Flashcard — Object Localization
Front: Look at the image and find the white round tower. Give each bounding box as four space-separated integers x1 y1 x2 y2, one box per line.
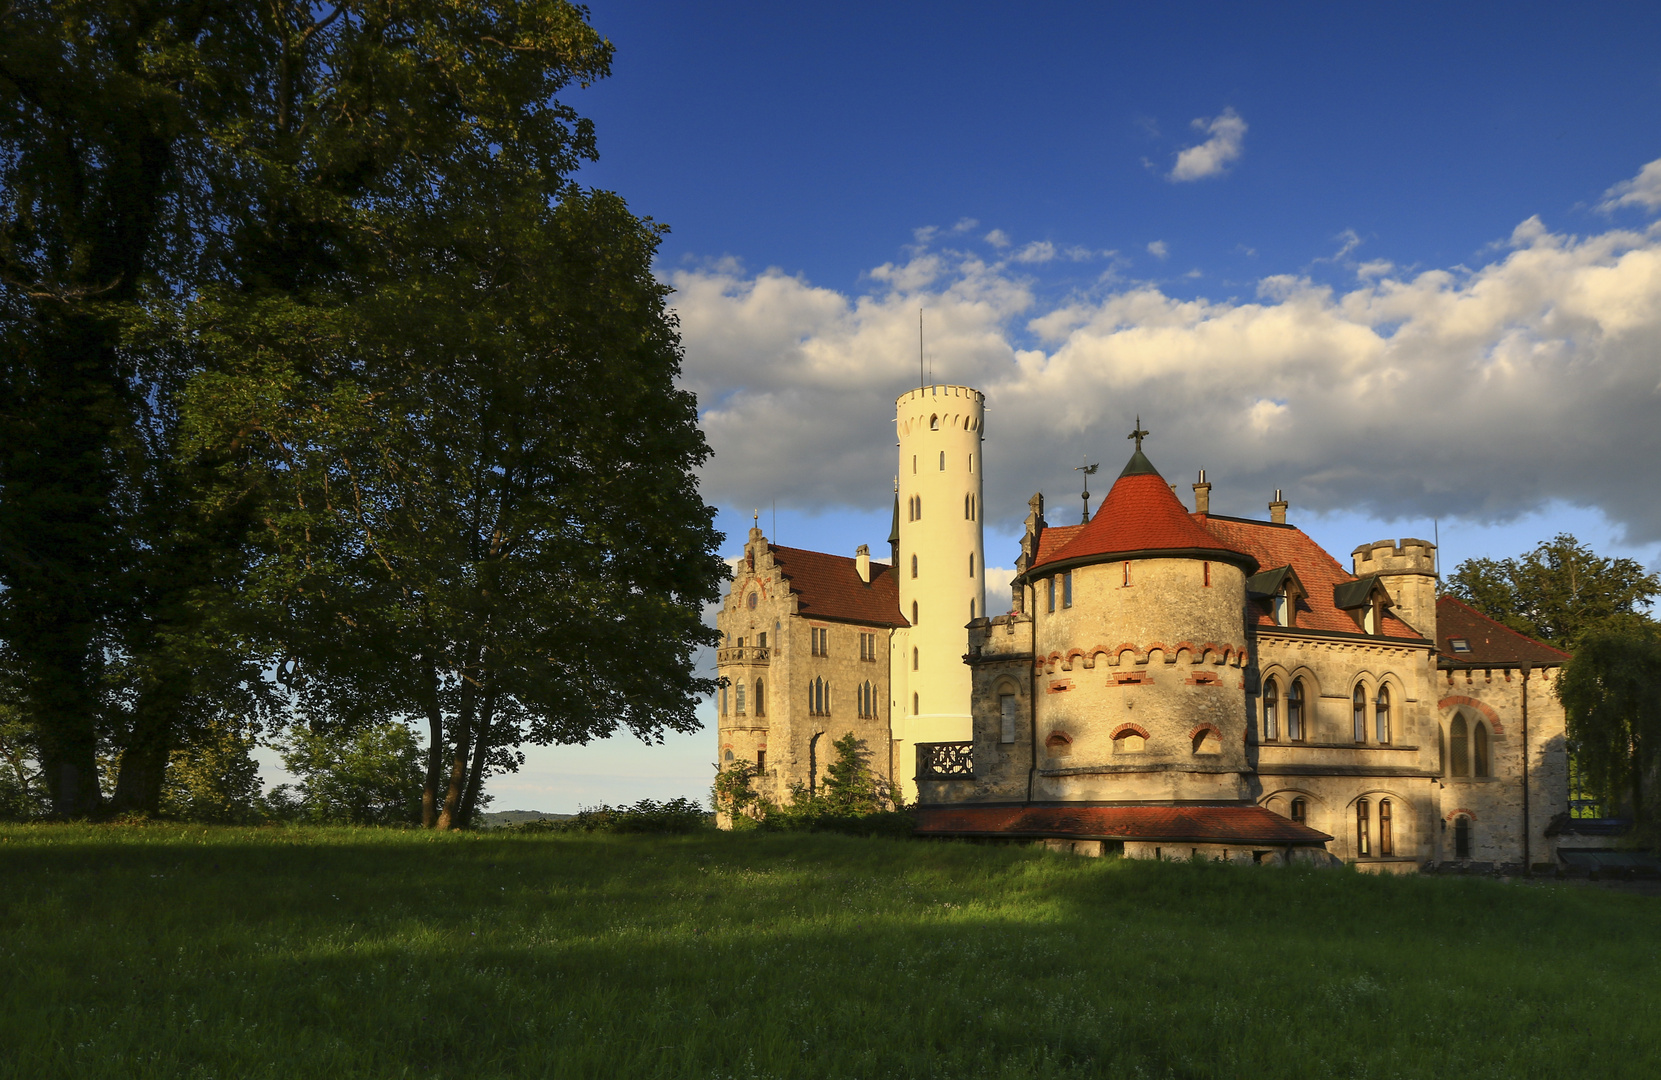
892 384 986 774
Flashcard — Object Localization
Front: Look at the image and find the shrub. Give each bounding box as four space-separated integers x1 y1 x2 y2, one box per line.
501 797 711 834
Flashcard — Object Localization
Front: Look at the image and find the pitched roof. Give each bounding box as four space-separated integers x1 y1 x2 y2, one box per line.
912 804 1333 845
1197 515 1424 640
768 545 909 628
1435 595 1570 665
1033 452 1255 573
1034 523 1084 564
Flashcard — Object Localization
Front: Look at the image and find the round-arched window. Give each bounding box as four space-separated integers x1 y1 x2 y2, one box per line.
747 591 758 609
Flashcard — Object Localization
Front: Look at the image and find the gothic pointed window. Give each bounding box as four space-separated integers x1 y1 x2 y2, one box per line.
1353 684 1368 743
1356 799 1371 856
1450 715 1469 776
913 692 919 716
968 552 975 577
1375 685 1391 744
735 682 746 716
754 678 765 717
1287 679 1306 742
911 554 918 578
1262 678 1279 741
912 646 918 671
911 600 919 625
1379 799 1394 856
939 450 945 470
1473 722 1490 778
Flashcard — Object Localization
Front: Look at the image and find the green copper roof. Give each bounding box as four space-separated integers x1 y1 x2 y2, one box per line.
1118 448 1160 478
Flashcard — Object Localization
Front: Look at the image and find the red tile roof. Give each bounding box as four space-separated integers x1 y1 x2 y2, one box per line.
1435 595 1570 665
913 804 1332 844
1197 515 1424 640
768 545 909 628
1036 469 1254 571
1033 523 1083 564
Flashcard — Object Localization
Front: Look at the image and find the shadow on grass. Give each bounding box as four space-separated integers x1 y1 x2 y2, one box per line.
2 827 1657 1079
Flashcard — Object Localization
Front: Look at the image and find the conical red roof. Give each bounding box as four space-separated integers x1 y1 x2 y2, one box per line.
1034 450 1255 572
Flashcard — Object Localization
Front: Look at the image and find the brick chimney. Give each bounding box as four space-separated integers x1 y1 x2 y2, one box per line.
1192 469 1211 515
1269 489 1289 525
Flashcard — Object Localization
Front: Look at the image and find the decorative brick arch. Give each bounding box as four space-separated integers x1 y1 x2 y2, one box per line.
1110 722 1150 740
1444 807 1478 822
1439 695 1505 735
1187 723 1223 742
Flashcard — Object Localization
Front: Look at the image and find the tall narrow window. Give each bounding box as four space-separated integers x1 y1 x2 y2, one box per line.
915 495 921 519
756 749 766 773
1353 685 1368 742
1288 679 1305 742
1263 678 1279 741
754 679 765 717
911 554 918 578
939 450 945 470
911 600 919 625
1123 561 1132 587
1203 561 1210 587
1379 799 1394 855
1453 815 1471 859
1375 686 1391 744
1450 715 1469 776
736 682 746 715
965 494 972 519
1273 592 1289 627
970 599 975 619
1062 571 1072 608
913 692 919 715
1290 797 1307 825
1046 577 1055 613
999 694 1017 743
912 454 917 473
912 646 918 671
1356 799 1371 857
1474 722 1490 777
720 685 727 716
969 453 974 472
968 552 975 577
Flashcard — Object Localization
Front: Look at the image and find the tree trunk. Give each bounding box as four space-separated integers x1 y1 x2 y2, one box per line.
458 687 497 828
107 664 191 816
419 654 444 829
435 655 480 830
14 595 103 819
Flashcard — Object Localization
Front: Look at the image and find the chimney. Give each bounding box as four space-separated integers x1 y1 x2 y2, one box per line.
855 544 871 583
1269 489 1289 525
1192 469 1211 515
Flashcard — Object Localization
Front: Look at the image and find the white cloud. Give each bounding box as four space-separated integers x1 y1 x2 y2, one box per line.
1168 107 1247 182
1599 157 1661 213
1147 240 1169 260
951 217 980 233
670 206 1661 548
1013 240 1057 264
983 228 1011 249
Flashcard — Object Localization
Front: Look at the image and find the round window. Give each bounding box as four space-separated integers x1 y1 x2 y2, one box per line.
747 592 758 609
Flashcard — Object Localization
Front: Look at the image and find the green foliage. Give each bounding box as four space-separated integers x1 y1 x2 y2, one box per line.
1557 616 1661 831
158 719 264 824
271 723 425 827
0 697 47 822
719 735 914 836
711 759 771 827
1447 533 1659 647
500 798 710 834
5 827 1661 1078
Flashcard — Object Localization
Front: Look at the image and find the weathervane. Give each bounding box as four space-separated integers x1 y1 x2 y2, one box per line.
1074 458 1100 523
1128 415 1150 452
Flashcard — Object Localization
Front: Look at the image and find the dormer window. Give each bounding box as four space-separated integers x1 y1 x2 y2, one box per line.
1449 638 1471 654
1273 592 1290 627
1248 565 1304 629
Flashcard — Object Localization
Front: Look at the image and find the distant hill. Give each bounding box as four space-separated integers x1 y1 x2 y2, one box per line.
479 810 575 828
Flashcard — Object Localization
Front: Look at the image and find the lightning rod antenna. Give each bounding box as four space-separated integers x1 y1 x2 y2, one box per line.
918 308 924 392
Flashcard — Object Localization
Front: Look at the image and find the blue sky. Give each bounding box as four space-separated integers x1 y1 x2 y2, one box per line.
302 3 1661 813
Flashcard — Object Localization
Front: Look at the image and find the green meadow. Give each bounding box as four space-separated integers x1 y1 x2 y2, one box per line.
2 825 1656 1079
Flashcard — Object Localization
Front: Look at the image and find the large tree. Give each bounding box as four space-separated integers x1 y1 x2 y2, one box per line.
1445 533 1659 649
1556 617 1661 828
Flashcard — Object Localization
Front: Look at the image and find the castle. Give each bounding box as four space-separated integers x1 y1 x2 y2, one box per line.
715 383 1607 869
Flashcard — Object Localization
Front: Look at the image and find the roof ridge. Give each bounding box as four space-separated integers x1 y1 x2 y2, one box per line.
1436 594 1571 657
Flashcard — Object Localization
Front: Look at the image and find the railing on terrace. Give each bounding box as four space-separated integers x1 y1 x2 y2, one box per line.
916 741 974 780
717 646 770 665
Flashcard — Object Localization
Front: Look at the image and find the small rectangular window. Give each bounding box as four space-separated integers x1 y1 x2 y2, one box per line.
1047 577 1055 613
1123 561 1131 587
1449 638 1471 653
758 632 767 649
1000 694 1017 744
939 450 945 470
1062 571 1072 608
756 750 766 773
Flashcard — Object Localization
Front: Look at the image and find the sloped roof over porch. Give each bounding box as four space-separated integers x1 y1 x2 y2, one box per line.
914 804 1333 846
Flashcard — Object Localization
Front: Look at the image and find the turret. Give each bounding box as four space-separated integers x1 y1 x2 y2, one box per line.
1351 538 1438 640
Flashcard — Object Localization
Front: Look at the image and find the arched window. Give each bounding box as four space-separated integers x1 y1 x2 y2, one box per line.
1375 685 1391 744
912 691 919 715
1356 799 1371 856
912 646 918 670
914 495 921 519
1453 815 1471 859
1474 722 1490 777
938 450 945 470
1353 684 1368 742
754 678 765 717
1450 715 1469 776
930 414 939 430
911 600 919 625
1288 679 1305 741
724 748 734 762
735 682 746 715
1113 730 1145 753
1290 797 1307 825
747 591 758 609
1379 799 1394 856
1203 561 1210 587
720 685 727 716
1263 678 1279 740
911 554 918 578
968 552 975 577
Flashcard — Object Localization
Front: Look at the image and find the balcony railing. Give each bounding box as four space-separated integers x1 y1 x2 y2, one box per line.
717 646 770 665
916 741 973 780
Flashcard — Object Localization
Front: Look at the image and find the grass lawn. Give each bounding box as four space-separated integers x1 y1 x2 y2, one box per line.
2 825 1656 1079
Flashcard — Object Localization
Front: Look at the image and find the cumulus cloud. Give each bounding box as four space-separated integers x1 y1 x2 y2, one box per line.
1599 157 1661 213
1013 240 1057 264
671 206 1661 549
1169 107 1247 182
1147 240 1169 260
983 228 1011 249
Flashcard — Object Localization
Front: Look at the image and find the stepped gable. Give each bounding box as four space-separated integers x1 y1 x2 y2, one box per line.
1035 449 1255 572
1197 514 1423 639
1435 595 1570 666
768 545 909 628
913 803 1333 845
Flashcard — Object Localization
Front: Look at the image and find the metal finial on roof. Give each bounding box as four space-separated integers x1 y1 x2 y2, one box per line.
1128 416 1150 451
1074 458 1100 523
